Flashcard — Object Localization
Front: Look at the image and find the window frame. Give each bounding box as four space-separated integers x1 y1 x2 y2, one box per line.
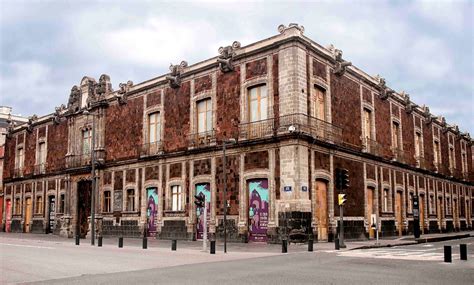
148 111 161 144
35 196 43 215
196 98 213 134
126 189 136 212
171 185 183 212
248 84 268 123
103 190 112 213
81 128 92 155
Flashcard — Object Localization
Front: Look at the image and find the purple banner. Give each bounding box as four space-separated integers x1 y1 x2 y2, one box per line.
147 188 158 237
196 183 211 240
248 179 269 242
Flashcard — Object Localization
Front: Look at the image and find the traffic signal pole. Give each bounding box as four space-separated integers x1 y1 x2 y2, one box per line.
203 202 207 252
339 204 346 248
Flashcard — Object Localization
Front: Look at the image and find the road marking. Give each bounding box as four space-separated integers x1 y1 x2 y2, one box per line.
0 243 55 249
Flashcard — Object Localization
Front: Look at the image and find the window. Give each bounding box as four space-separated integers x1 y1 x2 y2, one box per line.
363 108 372 141
446 197 451 215
38 142 46 165
16 147 24 170
148 112 161 144
35 196 43 214
449 146 455 170
392 121 400 149
197 98 213 134
82 129 92 154
383 189 389 212
126 189 135 212
59 194 65 213
103 191 111 212
311 86 326 120
415 132 422 158
15 198 21 215
429 195 435 215
248 85 268 122
171 185 183 211
408 192 414 213
433 140 440 167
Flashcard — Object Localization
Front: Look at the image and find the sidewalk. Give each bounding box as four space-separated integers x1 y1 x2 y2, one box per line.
1 231 472 253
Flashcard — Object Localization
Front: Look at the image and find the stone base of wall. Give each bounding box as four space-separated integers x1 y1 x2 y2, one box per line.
102 220 141 237
341 220 366 240
31 220 45 233
445 221 454 232
10 220 22 233
157 220 191 240
380 220 397 238
460 220 467 231
216 219 239 242
278 211 312 242
429 221 440 233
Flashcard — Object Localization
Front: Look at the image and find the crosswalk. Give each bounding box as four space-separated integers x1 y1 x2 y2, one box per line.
325 246 463 261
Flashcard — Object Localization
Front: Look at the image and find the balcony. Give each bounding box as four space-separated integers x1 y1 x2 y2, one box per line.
139 141 163 157
391 147 408 164
188 130 216 149
362 137 381 156
13 167 24 178
238 113 342 144
65 151 106 168
34 163 47 175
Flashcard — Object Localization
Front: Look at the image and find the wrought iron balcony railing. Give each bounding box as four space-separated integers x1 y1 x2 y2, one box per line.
34 163 47 175
188 130 216 148
238 113 342 144
13 167 24 178
139 141 163 157
65 151 106 168
362 137 381 156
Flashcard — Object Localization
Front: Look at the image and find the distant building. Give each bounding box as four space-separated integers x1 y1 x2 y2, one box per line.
1 24 473 240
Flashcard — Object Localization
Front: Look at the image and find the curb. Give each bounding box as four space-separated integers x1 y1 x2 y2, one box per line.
348 241 418 250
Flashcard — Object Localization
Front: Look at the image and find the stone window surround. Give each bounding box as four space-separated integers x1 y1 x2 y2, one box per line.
309 55 333 123
190 73 217 136
190 176 213 227
239 55 274 125
123 187 138 213
432 124 442 170
34 195 43 215
361 102 376 149
14 195 22 215
57 191 66 214
447 132 456 170
15 142 25 170
389 100 404 151
311 80 331 122
381 182 392 213
166 179 185 212
143 90 164 146
36 136 47 166
407 188 415 214
391 117 403 150
102 187 112 213
413 118 424 160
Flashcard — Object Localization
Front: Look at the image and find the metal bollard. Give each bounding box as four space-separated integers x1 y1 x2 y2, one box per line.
172 239 177 251
98 236 102 247
460 244 467 261
75 235 80 246
210 240 216 254
282 239 288 253
335 238 340 250
118 237 123 248
142 237 148 249
308 238 314 252
444 245 452 263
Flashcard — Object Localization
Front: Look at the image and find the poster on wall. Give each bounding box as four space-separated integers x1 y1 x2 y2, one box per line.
146 188 158 237
196 183 211 240
248 179 269 242
113 190 123 212
5 200 11 233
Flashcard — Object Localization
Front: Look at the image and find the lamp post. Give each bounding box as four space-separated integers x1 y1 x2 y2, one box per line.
84 110 97 246
222 138 236 253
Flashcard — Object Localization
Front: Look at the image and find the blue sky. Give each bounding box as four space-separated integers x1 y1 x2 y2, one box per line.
0 0 472 134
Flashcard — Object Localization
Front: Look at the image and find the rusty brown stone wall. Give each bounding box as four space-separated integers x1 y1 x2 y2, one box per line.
273 54 279 122
333 156 364 216
395 171 403 185
366 164 375 180
194 74 212 94
374 95 392 158
244 151 269 170
169 163 182 179
382 168 389 182
193 159 211 177
440 131 450 176
423 123 435 171
38 126 46 138
408 174 414 187
37 181 43 193
114 171 123 190
312 59 326 79
362 87 372 104
25 183 32 193
146 90 161 108
414 116 421 129
245 58 267 80
163 82 191 152
60 179 66 189
106 97 144 161
24 130 36 176
3 136 16 179
455 139 462 179
145 166 159 181
46 120 68 172
216 155 239 215
275 148 280 200
216 67 240 141
103 172 112 185
401 111 416 166
392 103 400 119
126 169 135 184
314 151 330 170
331 75 361 147
48 180 55 190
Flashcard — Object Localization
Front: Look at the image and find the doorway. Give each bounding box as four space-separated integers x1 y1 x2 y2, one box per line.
195 183 210 240
24 197 32 233
146 187 158 237
316 179 328 241
367 187 375 238
77 180 92 238
47 196 56 234
395 191 403 236
5 200 12 232
248 179 269 242
420 195 425 234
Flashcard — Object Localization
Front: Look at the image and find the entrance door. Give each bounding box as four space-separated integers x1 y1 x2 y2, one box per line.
395 192 403 236
248 179 269 242
5 200 12 232
48 196 56 234
24 198 32 233
420 195 425 234
146 187 158 237
77 181 92 238
367 187 374 238
195 183 211 240
316 180 328 240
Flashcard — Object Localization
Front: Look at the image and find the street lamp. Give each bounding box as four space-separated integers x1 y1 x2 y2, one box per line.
83 109 97 246
222 138 236 253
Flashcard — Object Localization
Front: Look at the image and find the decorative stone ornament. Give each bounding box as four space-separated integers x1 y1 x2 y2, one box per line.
95 74 113 97
116 80 133 105
333 49 352 76
422 105 434 125
26 115 38 133
67 85 81 112
217 41 241 73
376 76 394 100
52 105 66 125
402 92 416 114
166 61 188 88
5 114 15 138
278 23 305 34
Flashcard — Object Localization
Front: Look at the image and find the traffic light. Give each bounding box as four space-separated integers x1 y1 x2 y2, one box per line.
335 168 342 190
338 194 347 206
194 193 205 208
341 168 349 190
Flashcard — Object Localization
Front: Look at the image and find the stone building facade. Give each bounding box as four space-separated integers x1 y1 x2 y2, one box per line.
1 24 473 242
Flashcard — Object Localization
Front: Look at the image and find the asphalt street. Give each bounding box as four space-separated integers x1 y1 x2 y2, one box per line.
1 234 473 285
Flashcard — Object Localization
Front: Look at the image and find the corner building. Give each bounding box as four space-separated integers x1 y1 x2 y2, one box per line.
2 24 473 242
